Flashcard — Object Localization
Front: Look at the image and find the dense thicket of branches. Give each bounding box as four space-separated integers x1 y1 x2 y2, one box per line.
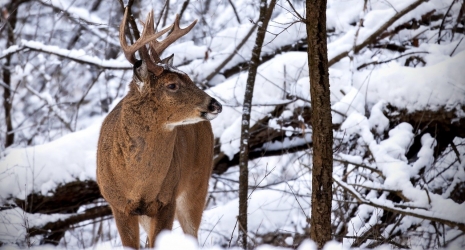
1 0 464 249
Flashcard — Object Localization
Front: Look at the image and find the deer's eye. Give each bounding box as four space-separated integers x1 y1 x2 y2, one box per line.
166 83 178 91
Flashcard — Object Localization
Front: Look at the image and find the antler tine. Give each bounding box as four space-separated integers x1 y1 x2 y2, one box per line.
119 8 136 63
148 14 198 59
143 10 173 62
119 8 171 64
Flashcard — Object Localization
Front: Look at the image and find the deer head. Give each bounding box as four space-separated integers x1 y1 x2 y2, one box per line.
119 8 222 129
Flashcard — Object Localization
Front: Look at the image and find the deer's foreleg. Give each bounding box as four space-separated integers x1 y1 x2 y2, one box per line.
146 202 176 248
112 207 140 249
175 191 205 238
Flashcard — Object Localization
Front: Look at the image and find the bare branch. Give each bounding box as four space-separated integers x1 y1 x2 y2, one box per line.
285 0 304 21
178 0 190 21
228 0 242 24
333 158 384 177
356 51 429 70
438 0 457 44
202 24 257 85
24 84 74 132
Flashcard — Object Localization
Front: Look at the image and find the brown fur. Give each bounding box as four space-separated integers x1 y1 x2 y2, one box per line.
97 70 217 248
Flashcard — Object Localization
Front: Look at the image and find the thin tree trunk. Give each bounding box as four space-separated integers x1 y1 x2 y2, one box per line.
2 2 20 148
238 0 276 248
305 0 333 248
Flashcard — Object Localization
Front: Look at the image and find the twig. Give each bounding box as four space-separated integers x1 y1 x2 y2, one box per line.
444 231 465 247
450 37 464 57
357 51 429 70
285 0 304 21
381 0 399 13
24 84 74 132
450 141 462 164
202 24 257 85
285 182 307 217
178 0 190 22
333 158 384 177
350 0 369 82
202 215 224 247
161 0 170 28
0 1 22 33
228 0 241 24
247 164 276 199
437 0 457 44
451 0 465 41
228 220 238 248
236 216 257 246
72 70 104 129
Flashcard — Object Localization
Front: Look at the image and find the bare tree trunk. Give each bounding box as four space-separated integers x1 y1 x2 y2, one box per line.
2 2 21 148
237 0 276 248
305 0 333 248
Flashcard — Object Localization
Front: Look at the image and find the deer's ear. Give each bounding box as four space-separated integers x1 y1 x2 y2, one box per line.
161 54 174 66
133 60 149 93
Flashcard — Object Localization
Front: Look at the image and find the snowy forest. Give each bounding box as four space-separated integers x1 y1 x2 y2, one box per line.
1 0 464 249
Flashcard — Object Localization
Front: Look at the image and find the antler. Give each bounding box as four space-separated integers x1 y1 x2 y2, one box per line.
119 7 197 75
119 8 170 64
144 13 198 62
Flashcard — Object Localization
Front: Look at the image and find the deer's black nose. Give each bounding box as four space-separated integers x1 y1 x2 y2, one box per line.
208 98 222 113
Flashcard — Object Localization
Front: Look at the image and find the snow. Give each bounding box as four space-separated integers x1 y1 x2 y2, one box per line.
354 50 465 113
331 86 366 125
1 0 465 249
208 52 309 159
411 133 436 174
335 107 465 229
0 121 101 200
367 101 390 136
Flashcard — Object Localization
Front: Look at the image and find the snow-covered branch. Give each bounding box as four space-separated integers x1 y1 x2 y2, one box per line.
0 40 130 70
333 177 465 232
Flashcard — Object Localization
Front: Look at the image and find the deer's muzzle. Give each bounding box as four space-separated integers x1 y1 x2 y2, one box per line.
209 98 222 113
203 98 222 120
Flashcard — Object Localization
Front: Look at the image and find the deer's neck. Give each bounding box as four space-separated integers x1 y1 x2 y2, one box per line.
119 99 178 171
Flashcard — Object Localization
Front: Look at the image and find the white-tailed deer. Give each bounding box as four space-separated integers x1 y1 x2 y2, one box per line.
97 8 221 249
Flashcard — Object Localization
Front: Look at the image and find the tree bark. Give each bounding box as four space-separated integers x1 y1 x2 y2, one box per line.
2 1 21 148
237 0 276 248
305 0 333 248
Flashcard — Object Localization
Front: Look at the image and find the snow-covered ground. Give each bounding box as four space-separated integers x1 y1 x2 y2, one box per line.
1 0 465 249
